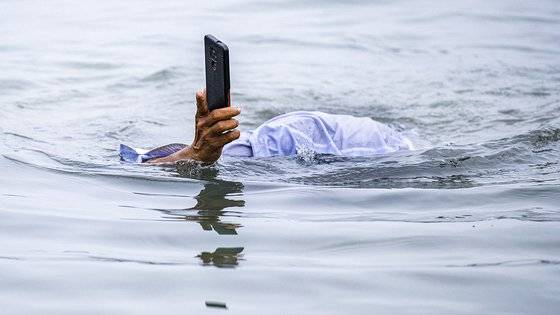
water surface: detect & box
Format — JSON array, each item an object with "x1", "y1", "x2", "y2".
[{"x1": 1, "y1": 0, "x2": 560, "y2": 314}]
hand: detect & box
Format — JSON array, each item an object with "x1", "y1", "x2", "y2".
[
  {"x1": 189, "y1": 89, "x2": 241, "y2": 162},
  {"x1": 149, "y1": 89, "x2": 241, "y2": 164}
]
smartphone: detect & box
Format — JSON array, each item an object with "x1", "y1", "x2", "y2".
[{"x1": 204, "y1": 34, "x2": 230, "y2": 111}]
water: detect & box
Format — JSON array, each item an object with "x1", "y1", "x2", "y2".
[{"x1": 1, "y1": 0, "x2": 559, "y2": 313}]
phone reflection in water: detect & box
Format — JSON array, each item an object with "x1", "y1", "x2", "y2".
[
  {"x1": 158, "y1": 178, "x2": 245, "y2": 235},
  {"x1": 197, "y1": 247, "x2": 244, "y2": 268}
]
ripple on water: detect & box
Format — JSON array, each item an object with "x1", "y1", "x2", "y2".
[{"x1": 0, "y1": 79, "x2": 39, "y2": 93}]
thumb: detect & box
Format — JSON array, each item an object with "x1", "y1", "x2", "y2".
[{"x1": 195, "y1": 89, "x2": 209, "y2": 117}]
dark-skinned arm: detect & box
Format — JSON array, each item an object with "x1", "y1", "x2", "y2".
[{"x1": 149, "y1": 89, "x2": 241, "y2": 164}]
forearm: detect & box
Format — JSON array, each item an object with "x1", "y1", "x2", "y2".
[{"x1": 148, "y1": 146, "x2": 198, "y2": 164}]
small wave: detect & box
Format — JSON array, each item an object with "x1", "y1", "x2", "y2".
[
  {"x1": 88, "y1": 255, "x2": 185, "y2": 266},
  {"x1": 107, "y1": 66, "x2": 189, "y2": 90},
  {"x1": 405, "y1": 12, "x2": 560, "y2": 25},
  {"x1": 235, "y1": 34, "x2": 369, "y2": 51},
  {"x1": 2, "y1": 132, "x2": 49, "y2": 144},
  {"x1": 531, "y1": 128, "x2": 560, "y2": 148},
  {"x1": 467, "y1": 44, "x2": 559, "y2": 55},
  {"x1": 57, "y1": 61, "x2": 123, "y2": 71},
  {"x1": 0, "y1": 256, "x2": 22, "y2": 261},
  {"x1": 446, "y1": 259, "x2": 560, "y2": 268},
  {"x1": 140, "y1": 66, "x2": 185, "y2": 83},
  {"x1": 483, "y1": 86, "x2": 555, "y2": 98},
  {"x1": 0, "y1": 79, "x2": 38, "y2": 92},
  {"x1": 468, "y1": 13, "x2": 560, "y2": 25}
]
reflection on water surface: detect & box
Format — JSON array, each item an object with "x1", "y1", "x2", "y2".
[
  {"x1": 197, "y1": 247, "x2": 245, "y2": 268},
  {"x1": 159, "y1": 180, "x2": 245, "y2": 235}
]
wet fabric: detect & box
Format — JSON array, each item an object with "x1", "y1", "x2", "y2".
[
  {"x1": 119, "y1": 111, "x2": 414, "y2": 163},
  {"x1": 119, "y1": 143, "x2": 187, "y2": 163},
  {"x1": 223, "y1": 111, "x2": 414, "y2": 157}
]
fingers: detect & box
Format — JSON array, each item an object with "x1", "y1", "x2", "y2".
[
  {"x1": 197, "y1": 106, "x2": 241, "y2": 129},
  {"x1": 195, "y1": 89, "x2": 209, "y2": 117},
  {"x1": 207, "y1": 118, "x2": 239, "y2": 136},
  {"x1": 192, "y1": 87, "x2": 241, "y2": 153},
  {"x1": 212, "y1": 129, "x2": 241, "y2": 147}
]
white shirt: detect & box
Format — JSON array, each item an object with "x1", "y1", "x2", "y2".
[
  {"x1": 223, "y1": 111, "x2": 414, "y2": 157},
  {"x1": 119, "y1": 111, "x2": 414, "y2": 163}
]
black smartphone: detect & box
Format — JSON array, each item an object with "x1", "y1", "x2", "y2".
[{"x1": 204, "y1": 34, "x2": 230, "y2": 111}]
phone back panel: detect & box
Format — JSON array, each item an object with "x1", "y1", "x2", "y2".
[{"x1": 204, "y1": 35, "x2": 230, "y2": 111}]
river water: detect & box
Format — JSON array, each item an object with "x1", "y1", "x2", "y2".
[{"x1": 1, "y1": 0, "x2": 559, "y2": 314}]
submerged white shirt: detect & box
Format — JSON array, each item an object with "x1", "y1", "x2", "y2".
[
  {"x1": 120, "y1": 111, "x2": 414, "y2": 163},
  {"x1": 223, "y1": 111, "x2": 414, "y2": 157}
]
